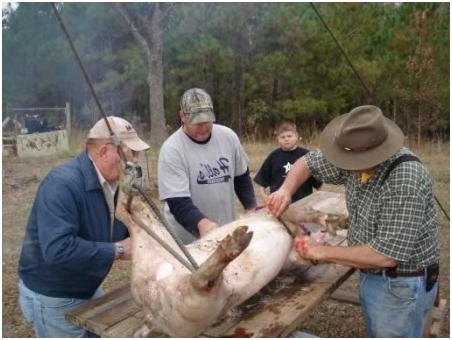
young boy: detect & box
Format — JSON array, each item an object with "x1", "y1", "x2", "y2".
[{"x1": 254, "y1": 120, "x2": 322, "y2": 202}]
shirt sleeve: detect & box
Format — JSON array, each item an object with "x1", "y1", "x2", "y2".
[
  {"x1": 36, "y1": 176, "x2": 114, "y2": 279},
  {"x1": 166, "y1": 197, "x2": 204, "y2": 237},
  {"x1": 254, "y1": 153, "x2": 272, "y2": 188},
  {"x1": 304, "y1": 150, "x2": 347, "y2": 185},
  {"x1": 234, "y1": 168, "x2": 257, "y2": 209},
  {"x1": 158, "y1": 143, "x2": 191, "y2": 200},
  {"x1": 368, "y1": 185, "x2": 425, "y2": 262}
]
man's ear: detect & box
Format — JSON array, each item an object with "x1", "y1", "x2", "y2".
[
  {"x1": 97, "y1": 143, "x2": 109, "y2": 159},
  {"x1": 179, "y1": 110, "x2": 187, "y2": 124}
]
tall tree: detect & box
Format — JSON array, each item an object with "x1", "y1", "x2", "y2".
[{"x1": 117, "y1": 3, "x2": 167, "y2": 146}]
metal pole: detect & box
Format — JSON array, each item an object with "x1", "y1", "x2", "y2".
[
  {"x1": 65, "y1": 102, "x2": 71, "y2": 138},
  {"x1": 133, "y1": 184, "x2": 199, "y2": 270},
  {"x1": 50, "y1": 3, "x2": 114, "y2": 138},
  {"x1": 310, "y1": 3, "x2": 373, "y2": 100}
]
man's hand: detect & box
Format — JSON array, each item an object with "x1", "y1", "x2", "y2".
[
  {"x1": 265, "y1": 188, "x2": 292, "y2": 217},
  {"x1": 294, "y1": 235, "x2": 324, "y2": 261},
  {"x1": 198, "y1": 218, "x2": 219, "y2": 237},
  {"x1": 115, "y1": 237, "x2": 132, "y2": 261}
]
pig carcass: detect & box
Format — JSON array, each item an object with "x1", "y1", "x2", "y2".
[{"x1": 115, "y1": 187, "x2": 347, "y2": 338}]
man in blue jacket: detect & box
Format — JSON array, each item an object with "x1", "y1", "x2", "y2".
[{"x1": 18, "y1": 116, "x2": 149, "y2": 337}]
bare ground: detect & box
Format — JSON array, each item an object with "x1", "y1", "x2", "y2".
[{"x1": 2, "y1": 141, "x2": 450, "y2": 337}]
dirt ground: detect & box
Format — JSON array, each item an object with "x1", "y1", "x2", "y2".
[{"x1": 2, "y1": 141, "x2": 450, "y2": 338}]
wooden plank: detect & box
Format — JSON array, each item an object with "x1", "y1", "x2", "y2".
[
  {"x1": 84, "y1": 294, "x2": 141, "y2": 335},
  {"x1": 220, "y1": 265, "x2": 355, "y2": 337},
  {"x1": 424, "y1": 298, "x2": 448, "y2": 337},
  {"x1": 66, "y1": 283, "x2": 140, "y2": 336},
  {"x1": 67, "y1": 283, "x2": 130, "y2": 319},
  {"x1": 329, "y1": 288, "x2": 360, "y2": 306},
  {"x1": 67, "y1": 265, "x2": 354, "y2": 338},
  {"x1": 101, "y1": 310, "x2": 168, "y2": 338},
  {"x1": 102, "y1": 311, "x2": 144, "y2": 338}
]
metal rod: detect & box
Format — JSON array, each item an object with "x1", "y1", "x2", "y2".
[
  {"x1": 133, "y1": 184, "x2": 200, "y2": 270},
  {"x1": 309, "y1": 3, "x2": 373, "y2": 99},
  {"x1": 310, "y1": 2, "x2": 449, "y2": 222},
  {"x1": 50, "y1": 2, "x2": 130, "y2": 163},
  {"x1": 50, "y1": 3, "x2": 114, "y2": 137},
  {"x1": 130, "y1": 215, "x2": 196, "y2": 273},
  {"x1": 434, "y1": 195, "x2": 450, "y2": 221}
]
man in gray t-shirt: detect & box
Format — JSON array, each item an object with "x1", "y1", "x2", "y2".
[{"x1": 158, "y1": 88, "x2": 256, "y2": 244}]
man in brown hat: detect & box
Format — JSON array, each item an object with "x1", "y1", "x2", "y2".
[
  {"x1": 18, "y1": 116, "x2": 150, "y2": 337},
  {"x1": 266, "y1": 105, "x2": 439, "y2": 337}
]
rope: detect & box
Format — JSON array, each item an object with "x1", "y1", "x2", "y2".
[{"x1": 310, "y1": 3, "x2": 450, "y2": 222}]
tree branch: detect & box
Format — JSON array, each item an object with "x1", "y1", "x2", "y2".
[{"x1": 116, "y1": 3, "x2": 150, "y2": 58}]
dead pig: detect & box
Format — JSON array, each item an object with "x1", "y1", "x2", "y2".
[{"x1": 115, "y1": 189, "x2": 347, "y2": 337}]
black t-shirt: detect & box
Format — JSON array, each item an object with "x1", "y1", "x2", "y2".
[{"x1": 254, "y1": 147, "x2": 322, "y2": 202}]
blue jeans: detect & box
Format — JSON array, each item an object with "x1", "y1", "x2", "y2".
[
  {"x1": 359, "y1": 272, "x2": 438, "y2": 337},
  {"x1": 19, "y1": 280, "x2": 104, "y2": 338}
]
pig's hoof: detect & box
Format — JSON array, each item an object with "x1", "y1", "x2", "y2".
[
  {"x1": 227, "y1": 225, "x2": 253, "y2": 258},
  {"x1": 133, "y1": 324, "x2": 153, "y2": 337}
]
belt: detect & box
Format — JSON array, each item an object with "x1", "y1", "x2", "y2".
[{"x1": 360, "y1": 263, "x2": 437, "y2": 278}]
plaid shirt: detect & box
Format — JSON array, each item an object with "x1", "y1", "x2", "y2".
[{"x1": 305, "y1": 147, "x2": 440, "y2": 273}]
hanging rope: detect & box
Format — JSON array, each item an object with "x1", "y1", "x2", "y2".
[{"x1": 310, "y1": 3, "x2": 449, "y2": 222}]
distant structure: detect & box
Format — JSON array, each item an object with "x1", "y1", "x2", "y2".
[{"x1": 3, "y1": 103, "x2": 71, "y2": 158}]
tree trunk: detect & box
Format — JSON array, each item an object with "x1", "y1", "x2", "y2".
[
  {"x1": 117, "y1": 3, "x2": 167, "y2": 148},
  {"x1": 146, "y1": 3, "x2": 167, "y2": 147},
  {"x1": 232, "y1": 58, "x2": 243, "y2": 137}
]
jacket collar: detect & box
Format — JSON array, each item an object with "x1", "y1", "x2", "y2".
[{"x1": 78, "y1": 150, "x2": 102, "y2": 192}]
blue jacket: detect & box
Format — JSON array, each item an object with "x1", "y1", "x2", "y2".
[{"x1": 18, "y1": 151, "x2": 129, "y2": 299}]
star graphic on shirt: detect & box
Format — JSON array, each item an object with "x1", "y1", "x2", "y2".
[{"x1": 283, "y1": 162, "x2": 291, "y2": 174}]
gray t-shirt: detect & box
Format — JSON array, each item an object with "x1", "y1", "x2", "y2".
[{"x1": 158, "y1": 124, "x2": 249, "y2": 229}]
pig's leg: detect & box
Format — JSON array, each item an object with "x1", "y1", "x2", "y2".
[
  {"x1": 281, "y1": 208, "x2": 349, "y2": 236},
  {"x1": 133, "y1": 324, "x2": 153, "y2": 338},
  {"x1": 190, "y1": 226, "x2": 253, "y2": 291}
]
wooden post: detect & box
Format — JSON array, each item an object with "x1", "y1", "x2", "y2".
[{"x1": 65, "y1": 102, "x2": 71, "y2": 136}]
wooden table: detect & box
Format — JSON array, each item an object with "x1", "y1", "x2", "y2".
[{"x1": 67, "y1": 264, "x2": 355, "y2": 337}]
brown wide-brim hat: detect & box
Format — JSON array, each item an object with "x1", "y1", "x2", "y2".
[{"x1": 319, "y1": 105, "x2": 404, "y2": 171}]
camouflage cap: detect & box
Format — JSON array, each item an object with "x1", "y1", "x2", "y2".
[{"x1": 180, "y1": 88, "x2": 216, "y2": 124}]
